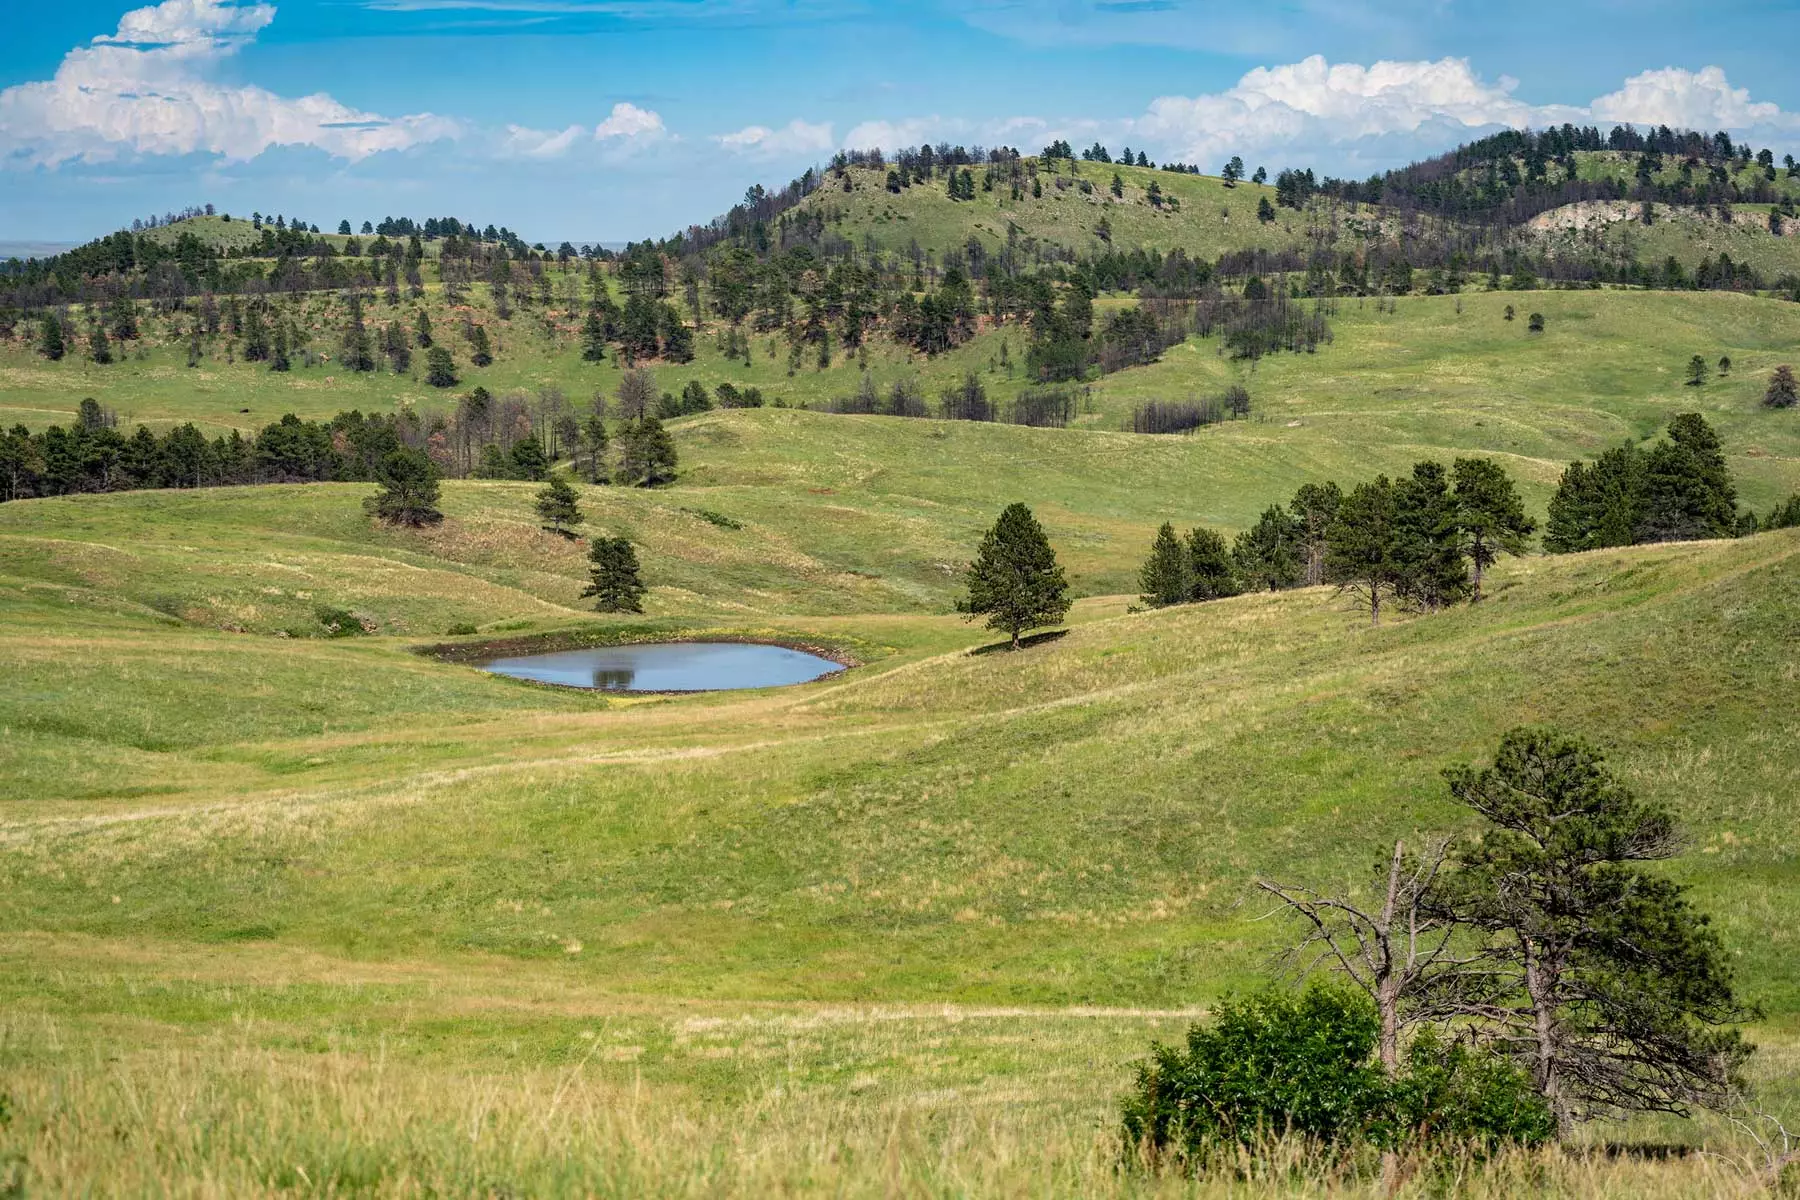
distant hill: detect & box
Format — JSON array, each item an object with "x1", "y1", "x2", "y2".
[{"x1": 0, "y1": 241, "x2": 77, "y2": 261}]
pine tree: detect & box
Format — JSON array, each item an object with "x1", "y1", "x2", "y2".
[
  {"x1": 414, "y1": 308, "x2": 433, "y2": 348},
  {"x1": 1138, "y1": 523, "x2": 1190, "y2": 607},
  {"x1": 270, "y1": 322, "x2": 291, "y2": 372},
  {"x1": 1391, "y1": 461, "x2": 1469, "y2": 611},
  {"x1": 470, "y1": 324, "x2": 494, "y2": 367},
  {"x1": 1434, "y1": 728, "x2": 1754, "y2": 1138},
  {"x1": 88, "y1": 323, "x2": 113, "y2": 365},
  {"x1": 1185, "y1": 526, "x2": 1238, "y2": 600},
  {"x1": 961, "y1": 503, "x2": 1070, "y2": 649},
  {"x1": 581, "y1": 308, "x2": 607, "y2": 362},
  {"x1": 659, "y1": 305, "x2": 694, "y2": 363},
  {"x1": 1325, "y1": 476, "x2": 1399, "y2": 625},
  {"x1": 38, "y1": 312, "x2": 65, "y2": 361},
  {"x1": 1638, "y1": 412, "x2": 1737, "y2": 542},
  {"x1": 364, "y1": 447, "x2": 443, "y2": 526},
  {"x1": 616, "y1": 417, "x2": 677, "y2": 487},
  {"x1": 1763, "y1": 364, "x2": 1797, "y2": 408},
  {"x1": 1686, "y1": 354, "x2": 1709, "y2": 387},
  {"x1": 508, "y1": 438, "x2": 549, "y2": 481},
  {"x1": 582, "y1": 537, "x2": 647, "y2": 613},
  {"x1": 1543, "y1": 445, "x2": 1644, "y2": 553},
  {"x1": 1452, "y1": 457, "x2": 1535, "y2": 600},
  {"x1": 425, "y1": 346, "x2": 458, "y2": 388},
  {"x1": 1232, "y1": 506, "x2": 1302, "y2": 592},
  {"x1": 1290, "y1": 481, "x2": 1342, "y2": 586},
  {"x1": 242, "y1": 304, "x2": 270, "y2": 362},
  {"x1": 579, "y1": 404, "x2": 610, "y2": 484},
  {"x1": 534, "y1": 472, "x2": 583, "y2": 534},
  {"x1": 1257, "y1": 196, "x2": 1276, "y2": 223}
]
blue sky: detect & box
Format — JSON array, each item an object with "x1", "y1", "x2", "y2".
[{"x1": 3, "y1": 0, "x2": 1799, "y2": 244}]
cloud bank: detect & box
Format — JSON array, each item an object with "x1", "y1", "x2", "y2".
[{"x1": 0, "y1": 0, "x2": 457, "y2": 168}]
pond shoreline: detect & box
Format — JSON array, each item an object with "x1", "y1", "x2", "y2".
[{"x1": 415, "y1": 628, "x2": 861, "y2": 695}]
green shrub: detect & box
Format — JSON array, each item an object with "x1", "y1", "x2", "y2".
[
  {"x1": 445, "y1": 623, "x2": 478, "y2": 636},
  {"x1": 315, "y1": 605, "x2": 370, "y2": 637},
  {"x1": 1120, "y1": 985, "x2": 1551, "y2": 1169}
]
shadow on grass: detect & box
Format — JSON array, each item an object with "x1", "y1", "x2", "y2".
[{"x1": 968, "y1": 629, "x2": 1070, "y2": 656}]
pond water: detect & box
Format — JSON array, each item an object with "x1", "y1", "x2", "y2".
[{"x1": 477, "y1": 641, "x2": 844, "y2": 692}]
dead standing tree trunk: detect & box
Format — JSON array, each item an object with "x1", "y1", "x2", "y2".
[{"x1": 1258, "y1": 838, "x2": 1465, "y2": 1074}]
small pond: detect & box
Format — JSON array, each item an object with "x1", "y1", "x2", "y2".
[{"x1": 477, "y1": 641, "x2": 845, "y2": 692}]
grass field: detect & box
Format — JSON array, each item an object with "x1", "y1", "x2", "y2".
[
  {"x1": 7, "y1": 206, "x2": 1800, "y2": 1190},
  {"x1": 3, "y1": 435, "x2": 1800, "y2": 1192}
]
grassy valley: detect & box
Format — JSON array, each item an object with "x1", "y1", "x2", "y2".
[{"x1": 3, "y1": 127, "x2": 1800, "y2": 1195}]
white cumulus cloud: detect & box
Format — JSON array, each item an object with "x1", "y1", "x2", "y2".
[
  {"x1": 1590, "y1": 66, "x2": 1796, "y2": 133},
  {"x1": 594, "y1": 101, "x2": 666, "y2": 141},
  {"x1": 715, "y1": 118, "x2": 834, "y2": 156},
  {"x1": 0, "y1": 0, "x2": 458, "y2": 168},
  {"x1": 1117, "y1": 58, "x2": 1793, "y2": 172}
]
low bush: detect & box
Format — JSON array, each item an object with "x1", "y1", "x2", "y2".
[{"x1": 1120, "y1": 985, "x2": 1551, "y2": 1171}]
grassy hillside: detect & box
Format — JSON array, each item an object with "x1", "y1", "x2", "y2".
[
  {"x1": 809, "y1": 160, "x2": 1329, "y2": 260},
  {"x1": 2, "y1": 496, "x2": 1797, "y2": 1189},
  {"x1": 135, "y1": 212, "x2": 459, "y2": 258},
  {"x1": 8, "y1": 288, "x2": 1799, "y2": 524}
]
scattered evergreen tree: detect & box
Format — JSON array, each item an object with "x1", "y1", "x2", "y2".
[
  {"x1": 1256, "y1": 195, "x2": 1276, "y2": 223},
  {"x1": 1452, "y1": 457, "x2": 1535, "y2": 600},
  {"x1": 679, "y1": 380, "x2": 712, "y2": 415},
  {"x1": 660, "y1": 305, "x2": 695, "y2": 362},
  {"x1": 1138, "y1": 523, "x2": 1190, "y2": 607},
  {"x1": 469, "y1": 324, "x2": 494, "y2": 367},
  {"x1": 616, "y1": 416, "x2": 678, "y2": 487},
  {"x1": 578, "y1": 402, "x2": 610, "y2": 484},
  {"x1": 1185, "y1": 526, "x2": 1238, "y2": 600},
  {"x1": 1325, "y1": 476, "x2": 1399, "y2": 625},
  {"x1": 414, "y1": 308, "x2": 433, "y2": 348},
  {"x1": 1391, "y1": 460, "x2": 1469, "y2": 611},
  {"x1": 1232, "y1": 505, "x2": 1302, "y2": 591},
  {"x1": 425, "y1": 346, "x2": 458, "y2": 388},
  {"x1": 1639, "y1": 412, "x2": 1737, "y2": 542},
  {"x1": 270, "y1": 322, "x2": 291, "y2": 372},
  {"x1": 88, "y1": 323, "x2": 113, "y2": 365},
  {"x1": 1433, "y1": 728, "x2": 1755, "y2": 1138},
  {"x1": 534, "y1": 472, "x2": 583, "y2": 534},
  {"x1": 962, "y1": 502, "x2": 1071, "y2": 649},
  {"x1": 1290, "y1": 481, "x2": 1342, "y2": 586},
  {"x1": 38, "y1": 313, "x2": 65, "y2": 361},
  {"x1": 340, "y1": 295, "x2": 375, "y2": 372},
  {"x1": 1543, "y1": 444, "x2": 1645, "y2": 553},
  {"x1": 242, "y1": 305, "x2": 270, "y2": 362},
  {"x1": 581, "y1": 308, "x2": 608, "y2": 362},
  {"x1": 582, "y1": 536, "x2": 646, "y2": 613},
  {"x1": 1527, "y1": 312, "x2": 1545, "y2": 333},
  {"x1": 364, "y1": 447, "x2": 443, "y2": 526},
  {"x1": 1686, "y1": 354, "x2": 1709, "y2": 387},
  {"x1": 1763, "y1": 364, "x2": 1797, "y2": 408},
  {"x1": 508, "y1": 438, "x2": 549, "y2": 481}
]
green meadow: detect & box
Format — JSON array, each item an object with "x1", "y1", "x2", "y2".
[{"x1": 6, "y1": 185, "x2": 1800, "y2": 1190}]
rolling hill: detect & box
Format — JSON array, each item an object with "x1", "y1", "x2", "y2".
[{"x1": 4, "y1": 126, "x2": 1800, "y2": 1194}]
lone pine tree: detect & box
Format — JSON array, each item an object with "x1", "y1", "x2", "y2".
[
  {"x1": 583, "y1": 537, "x2": 647, "y2": 613},
  {"x1": 534, "y1": 472, "x2": 583, "y2": 534},
  {"x1": 364, "y1": 447, "x2": 443, "y2": 526},
  {"x1": 962, "y1": 502, "x2": 1070, "y2": 649},
  {"x1": 1434, "y1": 728, "x2": 1754, "y2": 1138}
]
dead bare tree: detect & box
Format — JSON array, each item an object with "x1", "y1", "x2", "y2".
[{"x1": 1258, "y1": 837, "x2": 1469, "y2": 1074}]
